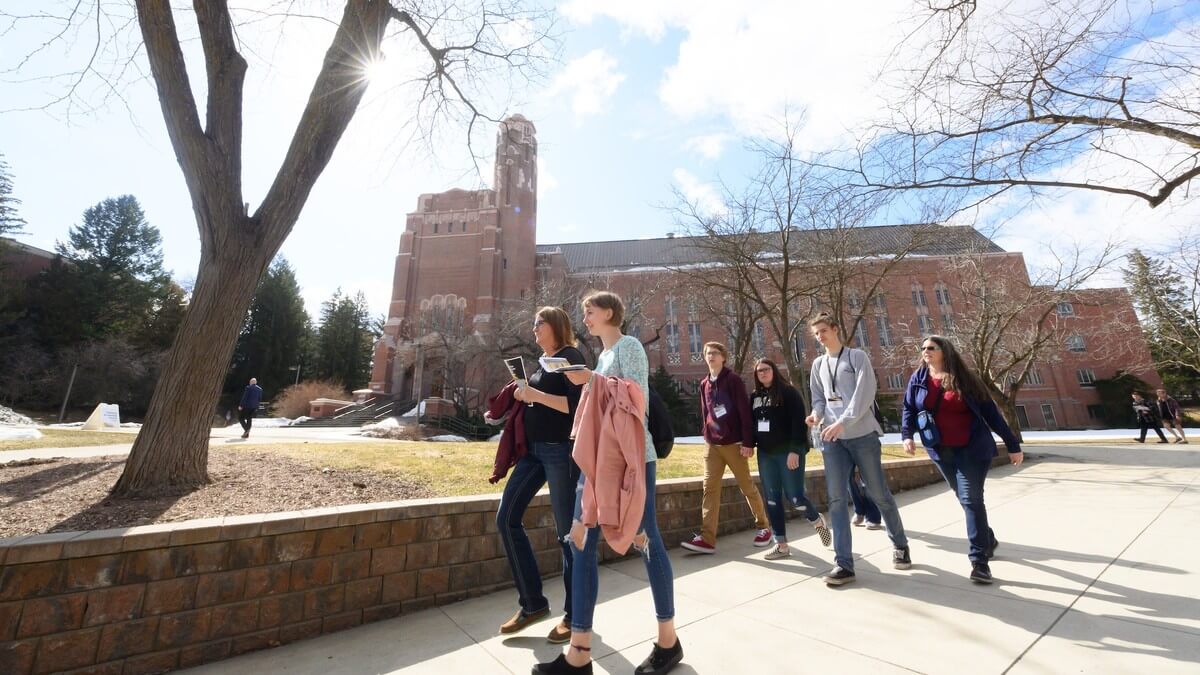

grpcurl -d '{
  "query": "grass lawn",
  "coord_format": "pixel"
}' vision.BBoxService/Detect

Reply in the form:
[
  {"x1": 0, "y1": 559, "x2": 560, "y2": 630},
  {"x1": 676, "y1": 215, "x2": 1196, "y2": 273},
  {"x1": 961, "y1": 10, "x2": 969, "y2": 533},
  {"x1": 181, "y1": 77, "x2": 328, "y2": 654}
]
[
  {"x1": 0, "y1": 428, "x2": 138, "y2": 452},
  {"x1": 236, "y1": 441, "x2": 911, "y2": 497}
]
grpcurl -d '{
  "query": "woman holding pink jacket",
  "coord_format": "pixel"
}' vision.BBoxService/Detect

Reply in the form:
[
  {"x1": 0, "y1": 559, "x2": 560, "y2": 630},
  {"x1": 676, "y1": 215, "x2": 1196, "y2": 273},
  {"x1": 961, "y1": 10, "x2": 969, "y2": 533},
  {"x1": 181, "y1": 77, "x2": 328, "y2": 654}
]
[{"x1": 533, "y1": 291, "x2": 682, "y2": 675}]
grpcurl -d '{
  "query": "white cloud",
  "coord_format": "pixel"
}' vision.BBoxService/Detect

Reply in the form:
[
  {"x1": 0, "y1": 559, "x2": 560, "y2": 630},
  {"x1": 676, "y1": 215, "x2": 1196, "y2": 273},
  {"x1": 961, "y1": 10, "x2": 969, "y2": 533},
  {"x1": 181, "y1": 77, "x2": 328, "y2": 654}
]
[
  {"x1": 672, "y1": 168, "x2": 725, "y2": 216},
  {"x1": 544, "y1": 49, "x2": 625, "y2": 122},
  {"x1": 560, "y1": 0, "x2": 692, "y2": 41},
  {"x1": 538, "y1": 158, "x2": 559, "y2": 193},
  {"x1": 682, "y1": 133, "x2": 731, "y2": 160}
]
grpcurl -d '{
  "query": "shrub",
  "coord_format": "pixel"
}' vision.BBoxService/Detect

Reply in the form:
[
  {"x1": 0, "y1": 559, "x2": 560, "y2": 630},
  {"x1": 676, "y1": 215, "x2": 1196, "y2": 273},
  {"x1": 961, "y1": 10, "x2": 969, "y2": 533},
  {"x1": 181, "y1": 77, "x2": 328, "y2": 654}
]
[{"x1": 271, "y1": 379, "x2": 351, "y2": 418}]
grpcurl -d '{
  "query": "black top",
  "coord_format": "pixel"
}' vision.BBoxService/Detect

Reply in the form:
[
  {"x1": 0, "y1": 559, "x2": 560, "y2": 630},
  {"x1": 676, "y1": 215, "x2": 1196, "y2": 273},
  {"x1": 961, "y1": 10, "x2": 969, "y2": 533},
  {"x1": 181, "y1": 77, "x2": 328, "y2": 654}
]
[
  {"x1": 750, "y1": 384, "x2": 810, "y2": 454},
  {"x1": 524, "y1": 346, "x2": 587, "y2": 444}
]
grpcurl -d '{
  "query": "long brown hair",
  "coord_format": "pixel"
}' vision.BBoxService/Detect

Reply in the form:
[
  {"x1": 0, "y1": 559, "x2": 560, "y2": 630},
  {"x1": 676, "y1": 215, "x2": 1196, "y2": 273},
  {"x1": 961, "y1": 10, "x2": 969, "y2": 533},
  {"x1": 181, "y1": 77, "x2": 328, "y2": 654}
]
[
  {"x1": 536, "y1": 306, "x2": 576, "y2": 349},
  {"x1": 752, "y1": 358, "x2": 790, "y2": 406},
  {"x1": 920, "y1": 335, "x2": 990, "y2": 402}
]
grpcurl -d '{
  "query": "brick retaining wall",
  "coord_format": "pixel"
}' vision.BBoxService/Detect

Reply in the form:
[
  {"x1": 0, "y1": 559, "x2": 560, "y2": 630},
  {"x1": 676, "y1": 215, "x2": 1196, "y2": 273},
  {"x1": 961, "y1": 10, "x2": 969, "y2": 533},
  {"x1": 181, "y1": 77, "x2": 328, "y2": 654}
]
[{"x1": 0, "y1": 457, "x2": 945, "y2": 674}]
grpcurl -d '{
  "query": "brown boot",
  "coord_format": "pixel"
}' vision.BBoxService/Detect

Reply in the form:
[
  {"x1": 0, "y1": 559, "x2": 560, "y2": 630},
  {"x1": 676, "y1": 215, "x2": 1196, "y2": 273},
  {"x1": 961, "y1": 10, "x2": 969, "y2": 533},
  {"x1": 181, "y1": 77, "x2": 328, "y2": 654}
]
[
  {"x1": 547, "y1": 620, "x2": 571, "y2": 644},
  {"x1": 499, "y1": 607, "x2": 548, "y2": 634}
]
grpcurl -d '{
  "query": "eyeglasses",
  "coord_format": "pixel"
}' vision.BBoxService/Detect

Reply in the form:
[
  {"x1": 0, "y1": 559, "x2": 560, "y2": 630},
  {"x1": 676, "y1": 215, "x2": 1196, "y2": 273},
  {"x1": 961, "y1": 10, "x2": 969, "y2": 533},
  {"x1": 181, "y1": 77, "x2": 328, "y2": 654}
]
[
  {"x1": 920, "y1": 345, "x2": 940, "y2": 352},
  {"x1": 755, "y1": 367, "x2": 771, "y2": 373}
]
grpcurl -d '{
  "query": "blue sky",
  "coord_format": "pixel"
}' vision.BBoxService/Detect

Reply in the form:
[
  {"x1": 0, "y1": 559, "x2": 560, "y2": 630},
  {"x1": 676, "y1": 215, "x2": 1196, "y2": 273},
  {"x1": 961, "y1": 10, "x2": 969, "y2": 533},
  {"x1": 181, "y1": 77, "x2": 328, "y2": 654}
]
[{"x1": 2, "y1": 1, "x2": 1197, "y2": 318}]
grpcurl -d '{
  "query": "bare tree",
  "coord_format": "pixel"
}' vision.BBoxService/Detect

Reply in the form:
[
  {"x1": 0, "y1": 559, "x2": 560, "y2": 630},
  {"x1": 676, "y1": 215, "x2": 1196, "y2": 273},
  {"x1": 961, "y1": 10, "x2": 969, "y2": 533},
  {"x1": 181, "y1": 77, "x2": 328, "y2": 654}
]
[
  {"x1": 939, "y1": 242, "x2": 1123, "y2": 437},
  {"x1": 844, "y1": 0, "x2": 1200, "y2": 211},
  {"x1": 3, "y1": 1, "x2": 554, "y2": 494},
  {"x1": 671, "y1": 118, "x2": 941, "y2": 389}
]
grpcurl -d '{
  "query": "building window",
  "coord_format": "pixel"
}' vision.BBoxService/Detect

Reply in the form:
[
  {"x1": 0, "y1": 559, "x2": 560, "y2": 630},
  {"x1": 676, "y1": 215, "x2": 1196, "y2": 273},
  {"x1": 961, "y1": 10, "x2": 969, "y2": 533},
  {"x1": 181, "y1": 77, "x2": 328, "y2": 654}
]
[
  {"x1": 875, "y1": 316, "x2": 893, "y2": 346},
  {"x1": 911, "y1": 287, "x2": 927, "y2": 307},
  {"x1": 935, "y1": 286, "x2": 951, "y2": 306},
  {"x1": 502, "y1": 258, "x2": 507, "y2": 270},
  {"x1": 1041, "y1": 403, "x2": 1058, "y2": 429},
  {"x1": 752, "y1": 321, "x2": 765, "y2": 354},
  {"x1": 1087, "y1": 404, "x2": 1106, "y2": 421},
  {"x1": 1015, "y1": 405, "x2": 1030, "y2": 430},
  {"x1": 918, "y1": 315, "x2": 934, "y2": 334},
  {"x1": 1066, "y1": 334, "x2": 1087, "y2": 352},
  {"x1": 872, "y1": 294, "x2": 887, "y2": 312},
  {"x1": 1077, "y1": 368, "x2": 1096, "y2": 386},
  {"x1": 848, "y1": 292, "x2": 862, "y2": 311},
  {"x1": 687, "y1": 301, "x2": 698, "y2": 320},
  {"x1": 1057, "y1": 301, "x2": 1075, "y2": 317},
  {"x1": 433, "y1": 223, "x2": 439, "y2": 233},
  {"x1": 1025, "y1": 369, "x2": 1044, "y2": 386},
  {"x1": 792, "y1": 333, "x2": 805, "y2": 362},
  {"x1": 688, "y1": 322, "x2": 702, "y2": 354},
  {"x1": 854, "y1": 319, "x2": 870, "y2": 348},
  {"x1": 665, "y1": 323, "x2": 680, "y2": 354},
  {"x1": 448, "y1": 222, "x2": 453, "y2": 232},
  {"x1": 941, "y1": 314, "x2": 953, "y2": 332},
  {"x1": 886, "y1": 372, "x2": 905, "y2": 390},
  {"x1": 665, "y1": 296, "x2": 676, "y2": 320}
]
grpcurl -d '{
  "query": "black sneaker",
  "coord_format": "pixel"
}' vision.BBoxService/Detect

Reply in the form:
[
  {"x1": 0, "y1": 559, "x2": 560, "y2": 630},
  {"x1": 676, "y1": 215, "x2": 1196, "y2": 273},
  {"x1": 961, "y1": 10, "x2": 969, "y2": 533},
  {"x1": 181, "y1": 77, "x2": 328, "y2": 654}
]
[
  {"x1": 634, "y1": 639, "x2": 683, "y2": 675},
  {"x1": 532, "y1": 653, "x2": 593, "y2": 675},
  {"x1": 893, "y1": 546, "x2": 912, "y2": 570},
  {"x1": 823, "y1": 566, "x2": 856, "y2": 586},
  {"x1": 970, "y1": 562, "x2": 993, "y2": 584}
]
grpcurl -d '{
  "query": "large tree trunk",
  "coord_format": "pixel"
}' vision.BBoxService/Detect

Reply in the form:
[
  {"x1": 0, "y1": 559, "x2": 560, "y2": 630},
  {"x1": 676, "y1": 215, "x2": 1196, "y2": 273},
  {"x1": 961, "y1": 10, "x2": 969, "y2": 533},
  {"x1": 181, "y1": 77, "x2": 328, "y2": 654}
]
[{"x1": 113, "y1": 229, "x2": 266, "y2": 494}]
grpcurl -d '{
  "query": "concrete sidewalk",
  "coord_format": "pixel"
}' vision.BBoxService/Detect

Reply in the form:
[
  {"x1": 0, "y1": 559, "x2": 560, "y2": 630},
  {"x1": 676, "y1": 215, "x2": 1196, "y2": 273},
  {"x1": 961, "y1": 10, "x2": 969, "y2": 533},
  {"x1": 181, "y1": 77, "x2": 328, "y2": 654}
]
[{"x1": 177, "y1": 443, "x2": 1200, "y2": 674}]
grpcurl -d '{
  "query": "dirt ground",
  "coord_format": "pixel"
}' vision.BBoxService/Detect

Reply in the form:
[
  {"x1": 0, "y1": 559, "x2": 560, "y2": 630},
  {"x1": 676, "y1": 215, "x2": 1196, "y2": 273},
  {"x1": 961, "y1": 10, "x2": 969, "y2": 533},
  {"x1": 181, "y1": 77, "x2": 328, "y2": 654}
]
[{"x1": 0, "y1": 448, "x2": 433, "y2": 539}]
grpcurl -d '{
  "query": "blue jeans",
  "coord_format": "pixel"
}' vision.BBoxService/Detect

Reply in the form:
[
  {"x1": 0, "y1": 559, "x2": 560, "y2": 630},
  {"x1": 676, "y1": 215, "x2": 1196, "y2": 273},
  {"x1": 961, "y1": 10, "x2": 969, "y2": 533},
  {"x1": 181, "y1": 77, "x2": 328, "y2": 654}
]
[
  {"x1": 821, "y1": 433, "x2": 909, "y2": 571},
  {"x1": 932, "y1": 450, "x2": 995, "y2": 563},
  {"x1": 496, "y1": 441, "x2": 579, "y2": 622},
  {"x1": 757, "y1": 451, "x2": 819, "y2": 543},
  {"x1": 848, "y1": 469, "x2": 881, "y2": 524},
  {"x1": 570, "y1": 461, "x2": 674, "y2": 632}
]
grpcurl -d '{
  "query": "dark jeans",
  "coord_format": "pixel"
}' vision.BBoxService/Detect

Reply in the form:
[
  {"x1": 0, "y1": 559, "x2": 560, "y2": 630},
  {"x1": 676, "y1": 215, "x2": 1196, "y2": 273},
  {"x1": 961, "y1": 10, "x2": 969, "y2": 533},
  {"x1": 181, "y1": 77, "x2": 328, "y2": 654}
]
[
  {"x1": 931, "y1": 449, "x2": 995, "y2": 563},
  {"x1": 496, "y1": 441, "x2": 579, "y2": 622},
  {"x1": 238, "y1": 408, "x2": 255, "y2": 433},
  {"x1": 1138, "y1": 420, "x2": 1168, "y2": 442},
  {"x1": 757, "y1": 451, "x2": 819, "y2": 543},
  {"x1": 570, "y1": 461, "x2": 674, "y2": 632},
  {"x1": 848, "y1": 469, "x2": 881, "y2": 524}
]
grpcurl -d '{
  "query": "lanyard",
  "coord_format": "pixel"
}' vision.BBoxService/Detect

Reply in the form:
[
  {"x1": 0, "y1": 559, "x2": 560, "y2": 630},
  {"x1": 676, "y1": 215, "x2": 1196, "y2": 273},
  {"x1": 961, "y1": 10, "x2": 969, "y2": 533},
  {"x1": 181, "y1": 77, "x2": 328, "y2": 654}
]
[{"x1": 826, "y1": 347, "x2": 845, "y2": 396}]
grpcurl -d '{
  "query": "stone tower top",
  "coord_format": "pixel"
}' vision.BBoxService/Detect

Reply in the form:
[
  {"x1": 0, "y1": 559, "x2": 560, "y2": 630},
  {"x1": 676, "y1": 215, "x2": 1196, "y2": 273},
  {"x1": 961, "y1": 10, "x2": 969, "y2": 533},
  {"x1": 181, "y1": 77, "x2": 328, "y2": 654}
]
[{"x1": 494, "y1": 114, "x2": 537, "y2": 208}]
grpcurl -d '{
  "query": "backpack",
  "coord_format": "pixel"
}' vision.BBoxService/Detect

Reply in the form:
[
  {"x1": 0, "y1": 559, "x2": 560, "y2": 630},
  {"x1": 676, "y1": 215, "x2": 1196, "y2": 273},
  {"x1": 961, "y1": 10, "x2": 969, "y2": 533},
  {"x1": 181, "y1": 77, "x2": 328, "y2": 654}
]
[{"x1": 647, "y1": 386, "x2": 675, "y2": 459}]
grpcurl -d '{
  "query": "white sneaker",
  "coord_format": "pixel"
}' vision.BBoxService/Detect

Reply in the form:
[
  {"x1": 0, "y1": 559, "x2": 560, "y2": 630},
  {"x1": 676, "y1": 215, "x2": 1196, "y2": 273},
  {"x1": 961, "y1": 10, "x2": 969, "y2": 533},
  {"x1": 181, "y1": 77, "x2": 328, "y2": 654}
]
[{"x1": 764, "y1": 544, "x2": 791, "y2": 560}]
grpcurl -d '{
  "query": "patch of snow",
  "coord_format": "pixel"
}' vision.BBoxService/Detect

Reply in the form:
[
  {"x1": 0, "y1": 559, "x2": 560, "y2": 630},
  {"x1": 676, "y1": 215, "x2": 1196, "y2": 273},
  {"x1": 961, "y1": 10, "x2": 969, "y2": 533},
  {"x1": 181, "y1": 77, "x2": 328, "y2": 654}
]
[
  {"x1": 0, "y1": 427, "x2": 42, "y2": 441},
  {"x1": 47, "y1": 422, "x2": 85, "y2": 429},
  {"x1": 0, "y1": 405, "x2": 36, "y2": 426},
  {"x1": 427, "y1": 434, "x2": 468, "y2": 442},
  {"x1": 398, "y1": 401, "x2": 427, "y2": 418},
  {"x1": 488, "y1": 433, "x2": 502, "y2": 442},
  {"x1": 290, "y1": 416, "x2": 312, "y2": 426}
]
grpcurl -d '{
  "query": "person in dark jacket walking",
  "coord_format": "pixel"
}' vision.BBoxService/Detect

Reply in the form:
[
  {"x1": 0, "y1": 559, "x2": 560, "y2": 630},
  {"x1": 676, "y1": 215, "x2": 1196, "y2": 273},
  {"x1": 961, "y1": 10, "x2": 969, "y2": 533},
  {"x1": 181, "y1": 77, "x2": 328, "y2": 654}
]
[
  {"x1": 680, "y1": 342, "x2": 771, "y2": 554},
  {"x1": 750, "y1": 358, "x2": 831, "y2": 560},
  {"x1": 237, "y1": 378, "x2": 263, "y2": 439},
  {"x1": 1156, "y1": 388, "x2": 1188, "y2": 444},
  {"x1": 901, "y1": 335, "x2": 1024, "y2": 584},
  {"x1": 1131, "y1": 392, "x2": 1168, "y2": 443}
]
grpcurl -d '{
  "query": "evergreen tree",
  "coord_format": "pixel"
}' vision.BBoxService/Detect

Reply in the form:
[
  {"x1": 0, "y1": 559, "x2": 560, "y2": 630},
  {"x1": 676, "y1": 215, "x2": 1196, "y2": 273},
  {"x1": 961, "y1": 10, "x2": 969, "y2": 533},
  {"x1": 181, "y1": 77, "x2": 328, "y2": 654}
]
[
  {"x1": 0, "y1": 153, "x2": 25, "y2": 236},
  {"x1": 649, "y1": 365, "x2": 699, "y2": 436},
  {"x1": 26, "y1": 196, "x2": 173, "y2": 349},
  {"x1": 225, "y1": 258, "x2": 312, "y2": 401},
  {"x1": 315, "y1": 289, "x2": 377, "y2": 391},
  {"x1": 1123, "y1": 249, "x2": 1200, "y2": 381}
]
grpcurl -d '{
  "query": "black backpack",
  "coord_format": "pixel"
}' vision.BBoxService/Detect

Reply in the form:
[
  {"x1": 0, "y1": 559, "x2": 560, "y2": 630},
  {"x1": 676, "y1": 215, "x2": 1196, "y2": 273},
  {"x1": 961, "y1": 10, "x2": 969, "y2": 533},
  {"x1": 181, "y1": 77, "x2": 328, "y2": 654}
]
[{"x1": 647, "y1": 386, "x2": 675, "y2": 459}]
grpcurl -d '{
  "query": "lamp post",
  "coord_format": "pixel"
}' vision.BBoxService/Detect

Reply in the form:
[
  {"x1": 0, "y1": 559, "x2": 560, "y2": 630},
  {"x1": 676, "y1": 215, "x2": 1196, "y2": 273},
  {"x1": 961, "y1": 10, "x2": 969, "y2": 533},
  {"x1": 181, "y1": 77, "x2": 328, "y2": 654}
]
[{"x1": 288, "y1": 364, "x2": 301, "y2": 386}]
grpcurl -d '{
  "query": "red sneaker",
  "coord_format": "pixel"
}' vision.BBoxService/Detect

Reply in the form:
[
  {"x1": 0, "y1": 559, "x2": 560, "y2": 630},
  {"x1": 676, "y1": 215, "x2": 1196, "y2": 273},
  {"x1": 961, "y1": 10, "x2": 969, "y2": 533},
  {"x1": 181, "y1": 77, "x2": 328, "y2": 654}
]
[
  {"x1": 680, "y1": 534, "x2": 716, "y2": 554},
  {"x1": 752, "y1": 528, "x2": 773, "y2": 547}
]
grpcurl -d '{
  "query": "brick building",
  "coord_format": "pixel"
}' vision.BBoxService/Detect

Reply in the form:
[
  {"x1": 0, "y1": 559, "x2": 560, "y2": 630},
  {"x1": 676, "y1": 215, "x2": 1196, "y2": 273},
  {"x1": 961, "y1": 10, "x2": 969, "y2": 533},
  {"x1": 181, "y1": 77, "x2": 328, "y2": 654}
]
[{"x1": 370, "y1": 117, "x2": 1159, "y2": 430}]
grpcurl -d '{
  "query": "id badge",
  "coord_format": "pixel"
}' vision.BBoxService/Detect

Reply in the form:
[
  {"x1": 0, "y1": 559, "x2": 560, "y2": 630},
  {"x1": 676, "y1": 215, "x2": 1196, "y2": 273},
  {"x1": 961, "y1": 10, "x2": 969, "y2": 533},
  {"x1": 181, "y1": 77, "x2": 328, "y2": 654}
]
[
  {"x1": 758, "y1": 420, "x2": 770, "y2": 432},
  {"x1": 713, "y1": 404, "x2": 728, "y2": 418},
  {"x1": 827, "y1": 400, "x2": 846, "y2": 417}
]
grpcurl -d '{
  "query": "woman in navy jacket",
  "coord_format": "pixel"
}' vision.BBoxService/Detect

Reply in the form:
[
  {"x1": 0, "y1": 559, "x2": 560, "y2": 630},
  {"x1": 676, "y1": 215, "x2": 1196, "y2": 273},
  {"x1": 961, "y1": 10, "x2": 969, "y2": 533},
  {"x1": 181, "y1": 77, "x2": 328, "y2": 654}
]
[{"x1": 900, "y1": 335, "x2": 1024, "y2": 584}]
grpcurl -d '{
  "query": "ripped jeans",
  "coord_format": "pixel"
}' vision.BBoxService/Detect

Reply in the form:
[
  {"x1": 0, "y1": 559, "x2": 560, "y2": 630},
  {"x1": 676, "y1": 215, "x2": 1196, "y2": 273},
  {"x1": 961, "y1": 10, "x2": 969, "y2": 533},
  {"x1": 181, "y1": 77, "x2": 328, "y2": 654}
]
[{"x1": 569, "y1": 461, "x2": 674, "y2": 632}]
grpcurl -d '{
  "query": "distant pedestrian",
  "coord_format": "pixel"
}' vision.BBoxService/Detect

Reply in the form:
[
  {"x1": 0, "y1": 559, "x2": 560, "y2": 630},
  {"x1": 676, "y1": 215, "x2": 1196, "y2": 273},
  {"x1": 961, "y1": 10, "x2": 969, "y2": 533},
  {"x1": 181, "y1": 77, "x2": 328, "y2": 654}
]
[
  {"x1": 1156, "y1": 388, "x2": 1188, "y2": 444},
  {"x1": 901, "y1": 335, "x2": 1023, "y2": 584},
  {"x1": 238, "y1": 378, "x2": 263, "y2": 439},
  {"x1": 1131, "y1": 392, "x2": 1168, "y2": 444}
]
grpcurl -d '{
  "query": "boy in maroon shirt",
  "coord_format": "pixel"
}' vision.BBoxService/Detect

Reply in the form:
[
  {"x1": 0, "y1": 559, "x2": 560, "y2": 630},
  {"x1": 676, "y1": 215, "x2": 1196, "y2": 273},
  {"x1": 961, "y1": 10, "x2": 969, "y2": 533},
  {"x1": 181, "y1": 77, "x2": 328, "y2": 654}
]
[{"x1": 681, "y1": 342, "x2": 772, "y2": 553}]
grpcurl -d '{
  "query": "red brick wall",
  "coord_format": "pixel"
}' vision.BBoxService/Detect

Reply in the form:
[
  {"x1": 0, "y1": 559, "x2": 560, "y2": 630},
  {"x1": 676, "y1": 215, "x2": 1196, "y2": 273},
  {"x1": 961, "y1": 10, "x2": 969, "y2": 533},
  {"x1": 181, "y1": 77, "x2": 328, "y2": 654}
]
[{"x1": 0, "y1": 458, "x2": 946, "y2": 674}]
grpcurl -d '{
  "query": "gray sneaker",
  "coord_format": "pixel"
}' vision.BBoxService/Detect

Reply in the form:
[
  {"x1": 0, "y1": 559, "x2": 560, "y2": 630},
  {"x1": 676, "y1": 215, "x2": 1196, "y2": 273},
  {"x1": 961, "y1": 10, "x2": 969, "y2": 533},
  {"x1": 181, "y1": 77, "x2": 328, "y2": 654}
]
[{"x1": 764, "y1": 544, "x2": 791, "y2": 560}]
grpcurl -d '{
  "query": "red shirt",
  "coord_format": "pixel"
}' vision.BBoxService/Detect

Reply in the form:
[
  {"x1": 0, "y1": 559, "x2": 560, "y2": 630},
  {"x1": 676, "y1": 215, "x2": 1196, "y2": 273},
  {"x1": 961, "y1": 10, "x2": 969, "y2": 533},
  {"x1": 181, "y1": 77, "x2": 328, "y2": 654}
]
[{"x1": 927, "y1": 376, "x2": 973, "y2": 447}]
